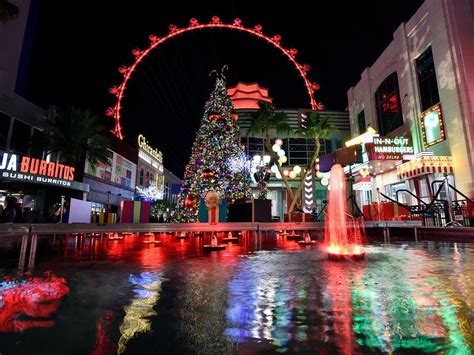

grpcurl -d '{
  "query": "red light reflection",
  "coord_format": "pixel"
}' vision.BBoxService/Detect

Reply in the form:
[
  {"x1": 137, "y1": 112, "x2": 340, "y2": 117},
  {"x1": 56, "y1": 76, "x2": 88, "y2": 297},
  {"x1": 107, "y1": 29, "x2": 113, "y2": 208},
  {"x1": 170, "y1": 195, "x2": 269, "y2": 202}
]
[{"x1": 0, "y1": 273, "x2": 69, "y2": 332}]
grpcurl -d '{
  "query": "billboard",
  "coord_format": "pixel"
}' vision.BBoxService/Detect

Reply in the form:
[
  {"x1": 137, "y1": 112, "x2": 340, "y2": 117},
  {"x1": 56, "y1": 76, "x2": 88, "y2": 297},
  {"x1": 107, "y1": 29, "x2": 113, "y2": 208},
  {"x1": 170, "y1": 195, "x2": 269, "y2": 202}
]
[{"x1": 85, "y1": 149, "x2": 136, "y2": 189}]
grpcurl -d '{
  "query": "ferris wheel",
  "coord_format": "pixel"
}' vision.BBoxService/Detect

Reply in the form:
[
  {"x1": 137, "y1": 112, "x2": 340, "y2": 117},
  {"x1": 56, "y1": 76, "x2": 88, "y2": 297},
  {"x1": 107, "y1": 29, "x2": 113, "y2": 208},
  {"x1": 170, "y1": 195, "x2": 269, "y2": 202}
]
[{"x1": 106, "y1": 16, "x2": 323, "y2": 139}]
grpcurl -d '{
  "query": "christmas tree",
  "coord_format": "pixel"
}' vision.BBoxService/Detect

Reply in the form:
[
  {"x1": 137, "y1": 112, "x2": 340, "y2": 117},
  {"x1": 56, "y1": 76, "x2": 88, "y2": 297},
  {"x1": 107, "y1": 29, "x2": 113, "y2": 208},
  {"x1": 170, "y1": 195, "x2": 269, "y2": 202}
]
[{"x1": 177, "y1": 69, "x2": 251, "y2": 222}]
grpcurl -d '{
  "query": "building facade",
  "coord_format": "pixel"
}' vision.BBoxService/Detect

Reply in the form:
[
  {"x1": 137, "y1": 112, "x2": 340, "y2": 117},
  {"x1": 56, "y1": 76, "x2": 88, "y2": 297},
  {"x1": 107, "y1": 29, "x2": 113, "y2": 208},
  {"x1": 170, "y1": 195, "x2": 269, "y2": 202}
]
[
  {"x1": 347, "y1": 0, "x2": 474, "y2": 207},
  {"x1": 228, "y1": 83, "x2": 351, "y2": 219},
  {"x1": 0, "y1": 0, "x2": 90, "y2": 218},
  {"x1": 163, "y1": 167, "x2": 181, "y2": 204},
  {"x1": 83, "y1": 134, "x2": 137, "y2": 214},
  {"x1": 136, "y1": 134, "x2": 164, "y2": 199}
]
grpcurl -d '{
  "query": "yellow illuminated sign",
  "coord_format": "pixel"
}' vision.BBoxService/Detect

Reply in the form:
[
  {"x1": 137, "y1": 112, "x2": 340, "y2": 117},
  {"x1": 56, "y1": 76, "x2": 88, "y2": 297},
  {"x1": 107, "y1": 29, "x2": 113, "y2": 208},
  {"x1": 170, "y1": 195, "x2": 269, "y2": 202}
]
[{"x1": 137, "y1": 134, "x2": 163, "y2": 163}]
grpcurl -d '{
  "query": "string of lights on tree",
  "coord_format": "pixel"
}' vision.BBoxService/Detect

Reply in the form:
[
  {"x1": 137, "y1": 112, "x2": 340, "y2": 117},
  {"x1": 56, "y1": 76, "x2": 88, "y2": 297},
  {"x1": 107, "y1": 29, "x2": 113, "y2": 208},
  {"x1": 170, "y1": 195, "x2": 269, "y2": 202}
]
[
  {"x1": 176, "y1": 72, "x2": 252, "y2": 222},
  {"x1": 105, "y1": 16, "x2": 323, "y2": 140}
]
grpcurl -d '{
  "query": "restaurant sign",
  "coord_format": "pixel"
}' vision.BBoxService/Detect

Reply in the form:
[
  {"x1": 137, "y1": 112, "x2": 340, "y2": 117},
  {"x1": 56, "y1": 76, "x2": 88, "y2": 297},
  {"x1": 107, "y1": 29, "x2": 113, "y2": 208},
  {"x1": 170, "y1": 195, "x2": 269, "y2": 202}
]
[
  {"x1": 138, "y1": 134, "x2": 163, "y2": 163},
  {"x1": 0, "y1": 152, "x2": 77, "y2": 188},
  {"x1": 366, "y1": 136, "x2": 414, "y2": 161}
]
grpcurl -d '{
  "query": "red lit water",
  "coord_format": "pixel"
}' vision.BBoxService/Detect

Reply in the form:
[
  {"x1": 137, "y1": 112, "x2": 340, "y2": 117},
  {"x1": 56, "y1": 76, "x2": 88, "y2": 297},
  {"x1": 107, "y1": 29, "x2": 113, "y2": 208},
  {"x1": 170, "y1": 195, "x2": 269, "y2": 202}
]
[
  {"x1": 0, "y1": 234, "x2": 473, "y2": 354},
  {"x1": 324, "y1": 164, "x2": 365, "y2": 256}
]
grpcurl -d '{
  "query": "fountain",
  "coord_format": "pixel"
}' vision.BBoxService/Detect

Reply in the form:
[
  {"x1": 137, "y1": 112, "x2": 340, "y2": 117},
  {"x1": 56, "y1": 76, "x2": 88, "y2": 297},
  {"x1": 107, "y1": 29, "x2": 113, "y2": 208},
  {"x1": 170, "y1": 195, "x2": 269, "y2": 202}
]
[
  {"x1": 177, "y1": 231, "x2": 189, "y2": 239},
  {"x1": 203, "y1": 233, "x2": 226, "y2": 251},
  {"x1": 222, "y1": 232, "x2": 238, "y2": 242},
  {"x1": 325, "y1": 164, "x2": 365, "y2": 260},
  {"x1": 298, "y1": 232, "x2": 316, "y2": 245}
]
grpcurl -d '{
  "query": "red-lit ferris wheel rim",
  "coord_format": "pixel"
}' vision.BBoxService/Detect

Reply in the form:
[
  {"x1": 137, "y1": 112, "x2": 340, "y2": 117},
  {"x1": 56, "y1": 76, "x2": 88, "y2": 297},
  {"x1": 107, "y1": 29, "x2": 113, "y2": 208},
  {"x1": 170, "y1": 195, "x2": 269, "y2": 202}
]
[{"x1": 106, "y1": 17, "x2": 323, "y2": 140}]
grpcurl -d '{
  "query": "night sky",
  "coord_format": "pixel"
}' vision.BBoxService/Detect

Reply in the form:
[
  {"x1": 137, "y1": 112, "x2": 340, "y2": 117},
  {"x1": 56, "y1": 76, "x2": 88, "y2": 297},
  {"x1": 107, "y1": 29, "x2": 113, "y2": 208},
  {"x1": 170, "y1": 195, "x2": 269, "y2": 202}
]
[{"x1": 25, "y1": 0, "x2": 424, "y2": 177}]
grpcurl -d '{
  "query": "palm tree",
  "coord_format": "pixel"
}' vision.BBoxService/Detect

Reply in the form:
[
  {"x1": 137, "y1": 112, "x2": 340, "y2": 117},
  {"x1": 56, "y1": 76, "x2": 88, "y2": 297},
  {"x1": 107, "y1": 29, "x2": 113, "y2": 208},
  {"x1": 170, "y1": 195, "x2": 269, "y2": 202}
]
[
  {"x1": 247, "y1": 101, "x2": 295, "y2": 200},
  {"x1": 0, "y1": 1, "x2": 19, "y2": 23},
  {"x1": 288, "y1": 111, "x2": 338, "y2": 213},
  {"x1": 47, "y1": 106, "x2": 111, "y2": 177}
]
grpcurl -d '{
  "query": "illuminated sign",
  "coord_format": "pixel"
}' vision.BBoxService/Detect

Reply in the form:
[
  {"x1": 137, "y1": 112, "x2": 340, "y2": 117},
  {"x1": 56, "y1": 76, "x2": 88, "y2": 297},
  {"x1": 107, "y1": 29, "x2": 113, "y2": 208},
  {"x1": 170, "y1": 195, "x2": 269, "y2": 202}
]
[
  {"x1": 137, "y1": 134, "x2": 163, "y2": 163},
  {"x1": 420, "y1": 104, "x2": 445, "y2": 148},
  {"x1": 345, "y1": 126, "x2": 378, "y2": 147},
  {"x1": 138, "y1": 150, "x2": 164, "y2": 172},
  {"x1": 0, "y1": 152, "x2": 77, "y2": 188},
  {"x1": 366, "y1": 136, "x2": 414, "y2": 161}
]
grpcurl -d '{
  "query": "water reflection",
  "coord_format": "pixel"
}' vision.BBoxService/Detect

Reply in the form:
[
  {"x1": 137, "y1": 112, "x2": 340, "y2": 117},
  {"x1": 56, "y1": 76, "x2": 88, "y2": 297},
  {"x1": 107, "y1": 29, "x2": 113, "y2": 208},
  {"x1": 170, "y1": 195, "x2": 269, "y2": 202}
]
[
  {"x1": 0, "y1": 235, "x2": 474, "y2": 354},
  {"x1": 352, "y1": 247, "x2": 473, "y2": 353},
  {"x1": 0, "y1": 272, "x2": 69, "y2": 333},
  {"x1": 118, "y1": 272, "x2": 165, "y2": 354}
]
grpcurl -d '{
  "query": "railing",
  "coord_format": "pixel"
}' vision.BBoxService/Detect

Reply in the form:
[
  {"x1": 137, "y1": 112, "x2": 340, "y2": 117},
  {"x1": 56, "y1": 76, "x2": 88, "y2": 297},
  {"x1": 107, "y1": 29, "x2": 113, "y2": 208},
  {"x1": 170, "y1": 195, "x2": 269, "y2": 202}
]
[
  {"x1": 314, "y1": 195, "x2": 366, "y2": 222},
  {"x1": 378, "y1": 175, "x2": 474, "y2": 227},
  {"x1": 395, "y1": 189, "x2": 427, "y2": 206}
]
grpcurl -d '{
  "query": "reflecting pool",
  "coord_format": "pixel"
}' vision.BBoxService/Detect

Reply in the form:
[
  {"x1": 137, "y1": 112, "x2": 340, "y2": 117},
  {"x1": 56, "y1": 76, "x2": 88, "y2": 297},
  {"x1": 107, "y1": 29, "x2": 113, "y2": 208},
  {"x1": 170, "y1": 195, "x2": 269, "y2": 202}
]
[{"x1": 0, "y1": 233, "x2": 473, "y2": 354}]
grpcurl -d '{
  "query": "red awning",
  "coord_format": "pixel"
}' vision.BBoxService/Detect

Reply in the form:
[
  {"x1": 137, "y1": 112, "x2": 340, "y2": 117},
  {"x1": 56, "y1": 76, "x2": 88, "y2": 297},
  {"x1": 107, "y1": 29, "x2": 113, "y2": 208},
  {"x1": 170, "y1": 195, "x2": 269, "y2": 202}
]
[{"x1": 353, "y1": 177, "x2": 372, "y2": 191}]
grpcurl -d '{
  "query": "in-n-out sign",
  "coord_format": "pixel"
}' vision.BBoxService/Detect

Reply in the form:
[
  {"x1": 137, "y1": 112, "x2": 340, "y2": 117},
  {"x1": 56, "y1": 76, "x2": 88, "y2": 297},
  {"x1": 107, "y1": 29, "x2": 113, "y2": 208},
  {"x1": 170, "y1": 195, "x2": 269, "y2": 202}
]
[
  {"x1": 366, "y1": 136, "x2": 414, "y2": 161},
  {"x1": 373, "y1": 136, "x2": 414, "y2": 154},
  {"x1": 0, "y1": 152, "x2": 75, "y2": 181}
]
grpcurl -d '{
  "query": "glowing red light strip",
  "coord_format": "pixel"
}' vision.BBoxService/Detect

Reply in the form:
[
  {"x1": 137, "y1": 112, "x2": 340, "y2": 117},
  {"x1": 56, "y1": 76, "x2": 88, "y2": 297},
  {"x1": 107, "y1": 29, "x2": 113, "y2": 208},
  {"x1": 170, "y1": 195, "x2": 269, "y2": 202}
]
[{"x1": 111, "y1": 22, "x2": 321, "y2": 139}]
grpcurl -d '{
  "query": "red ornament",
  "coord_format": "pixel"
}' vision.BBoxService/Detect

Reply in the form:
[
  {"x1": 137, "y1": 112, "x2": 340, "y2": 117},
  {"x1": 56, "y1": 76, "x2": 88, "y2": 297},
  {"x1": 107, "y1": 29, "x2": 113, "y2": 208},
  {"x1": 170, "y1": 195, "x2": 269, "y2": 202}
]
[
  {"x1": 118, "y1": 66, "x2": 128, "y2": 75},
  {"x1": 148, "y1": 34, "x2": 158, "y2": 42},
  {"x1": 254, "y1": 24, "x2": 263, "y2": 32},
  {"x1": 201, "y1": 168, "x2": 215, "y2": 180},
  {"x1": 211, "y1": 16, "x2": 221, "y2": 24},
  {"x1": 208, "y1": 112, "x2": 220, "y2": 121},
  {"x1": 272, "y1": 34, "x2": 282, "y2": 42},
  {"x1": 289, "y1": 48, "x2": 298, "y2": 57},
  {"x1": 185, "y1": 193, "x2": 198, "y2": 208},
  {"x1": 105, "y1": 107, "x2": 115, "y2": 117},
  {"x1": 230, "y1": 110, "x2": 238, "y2": 121},
  {"x1": 318, "y1": 102, "x2": 325, "y2": 110},
  {"x1": 108, "y1": 86, "x2": 119, "y2": 95},
  {"x1": 312, "y1": 82, "x2": 321, "y2": 91},
  {"x1": 303, "y1": 63, "x2": 311, "y2": 72},
  {"x1": 190, "y1": 18, "x2": 199, "y2": 26},
  {"x1": 169, "y1": 24, "x2": 178, "y2": 32},
  {"x1": 233, "y1": 18, "x2": 242, "y2": 26},
  {"x1": 131, "y1": 48, "x2": 141, "y2": 57}
]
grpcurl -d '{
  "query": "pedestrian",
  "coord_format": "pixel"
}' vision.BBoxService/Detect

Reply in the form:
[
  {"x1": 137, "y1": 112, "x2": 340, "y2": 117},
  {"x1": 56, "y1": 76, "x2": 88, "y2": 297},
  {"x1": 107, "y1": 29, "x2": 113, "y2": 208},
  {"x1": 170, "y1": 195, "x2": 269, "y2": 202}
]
[{"x1": 1, "y1": 196, "x2": 17, "y2": 223}]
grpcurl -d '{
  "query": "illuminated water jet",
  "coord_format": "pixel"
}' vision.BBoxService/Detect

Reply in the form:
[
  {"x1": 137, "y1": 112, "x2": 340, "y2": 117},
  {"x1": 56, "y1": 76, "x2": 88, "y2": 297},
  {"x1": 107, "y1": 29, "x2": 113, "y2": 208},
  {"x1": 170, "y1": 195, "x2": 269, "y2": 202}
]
[{"x1": 324, "y1": 164, "x2": 365, "y2": 260}]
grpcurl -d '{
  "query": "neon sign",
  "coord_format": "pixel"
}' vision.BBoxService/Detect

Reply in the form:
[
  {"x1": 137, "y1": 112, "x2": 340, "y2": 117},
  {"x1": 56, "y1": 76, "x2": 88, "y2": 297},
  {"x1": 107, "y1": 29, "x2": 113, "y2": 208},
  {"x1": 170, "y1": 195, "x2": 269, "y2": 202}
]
[
  {"x1": 366, "y1": 136, "x2": 414, "y2": 161},
  {"x1": 420, "y1": 104, "x2": 445, "y2": 148},
  {"x1": 137, "y1": 134, "x2": 163, "y2": 163},
  {"x1": 0, "y1": 152, "x2": 76, "y2": 187}
]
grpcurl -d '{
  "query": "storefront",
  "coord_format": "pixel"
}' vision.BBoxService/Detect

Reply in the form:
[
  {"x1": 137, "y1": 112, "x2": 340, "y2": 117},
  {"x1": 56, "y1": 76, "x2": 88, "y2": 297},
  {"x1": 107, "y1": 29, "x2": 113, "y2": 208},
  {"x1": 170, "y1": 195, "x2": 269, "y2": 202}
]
[
  {"x1": 0, "y1": 151, "x2": 89, "y2": 221},
  {"x1": 136, "y1": 134, "x2": 164, "y2": 200},
  {"x1": 83, "y1": 135, "x2": 137, "y2": 214},
  {"x1": 347, "y1": 130, "x2": 455, "y2": 212},
  {"x1": 396, "y1": 153, "x2": 454, "y2": 204}
]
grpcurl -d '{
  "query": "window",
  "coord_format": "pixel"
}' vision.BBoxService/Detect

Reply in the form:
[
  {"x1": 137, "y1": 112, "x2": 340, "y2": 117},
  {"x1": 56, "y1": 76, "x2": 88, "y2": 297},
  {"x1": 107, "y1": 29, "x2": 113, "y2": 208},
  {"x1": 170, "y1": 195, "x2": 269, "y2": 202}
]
[
  {"x1": 139, "y1": 168, "x2": 144, "y2": 186},
  {"x1": 357, "y1": 110, "x2": 366, "y2": 134},
  {"x1": 374, "y1": 72, "x2": 403, "y2": 135},
  {"x1": 287, "y1": 138, "x2": 330, "y2": 166},
  {"x1": 10, "y1": 119, "x2": 32, "y2": 154},
  {"x1": 245, "y1": 137, "x2": 264, "y2": 157},
  {"x1": 30, "y1": 129, "x2": 45, "y2": 158},
  {"x1": 0, "y1": 112, "x2": 11, "y2": 149},
  {"x1": 416, "y1": 46, "x2": 440, "y2": 112}
]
